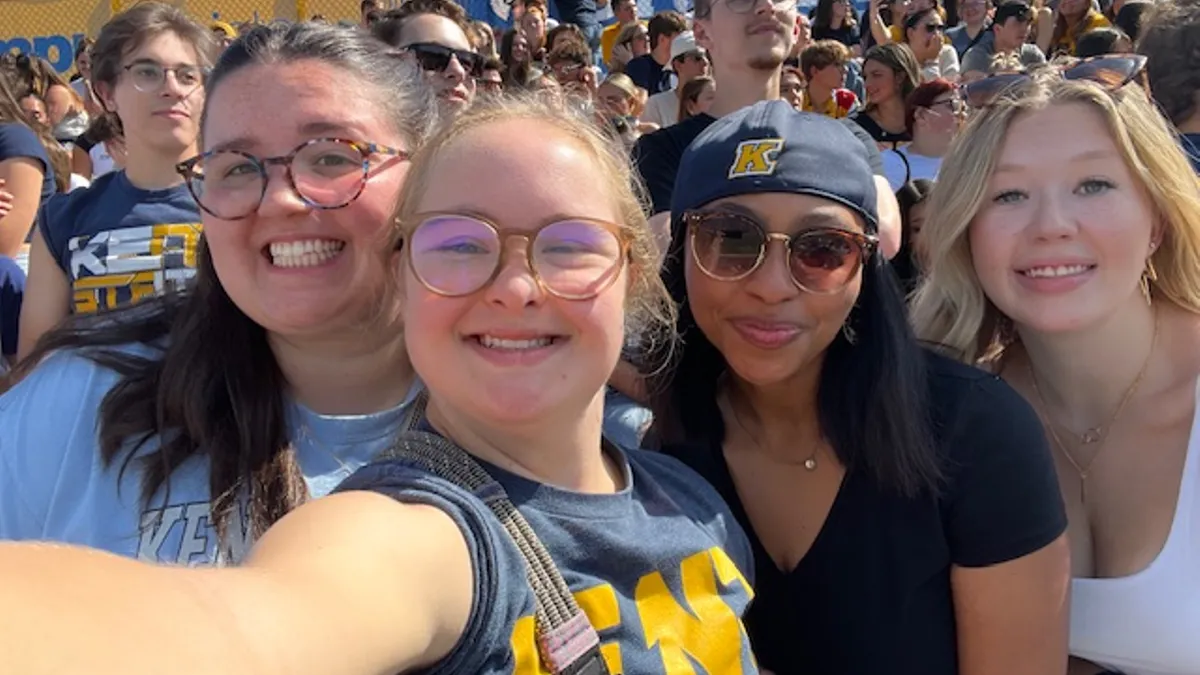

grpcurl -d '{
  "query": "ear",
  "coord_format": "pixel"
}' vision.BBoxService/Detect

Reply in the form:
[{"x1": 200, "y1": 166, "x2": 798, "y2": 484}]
[
  {"x1": 790, "y1": 14, "x2": 803, "y2": 43},
  {"x1": 93, "y1": 80, "x2": 118, "y2": 114}
]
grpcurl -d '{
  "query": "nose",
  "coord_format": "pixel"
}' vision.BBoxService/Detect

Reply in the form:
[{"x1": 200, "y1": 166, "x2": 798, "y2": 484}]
[
  {"x1": 255, "y1": 163, "x2": 309, "y2": 218},
  {"x1": 1028, "y1": 191, "x2": 1078, "y2": 241},
  {"x1": 160, "y1": 70, "x2": 191, "y2": 98},
  {"x1": 742, "y1": 236, "x2": 800, "y2": 304},
  {"x1": 443, "y1": 54, "x2": 468, "y2": 84},
  {"x1": 482, "y1": 237, "x2": 546, "y2": 309}
]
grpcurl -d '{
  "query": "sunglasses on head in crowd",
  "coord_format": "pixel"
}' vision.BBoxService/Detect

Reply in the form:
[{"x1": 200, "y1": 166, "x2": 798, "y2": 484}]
[
  {"x1": 962, "y1": 54, "x2": 1147, "y2": 108},
  {"x1": 403, "y1": 42, "x2": 485, "y2": 78},
  {"x1": 685, "y1": 210, "x2": 878, "y2": 295}
]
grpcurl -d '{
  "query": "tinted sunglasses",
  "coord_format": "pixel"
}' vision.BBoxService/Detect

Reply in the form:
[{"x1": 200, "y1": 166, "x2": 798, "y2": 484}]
[
  {"x1": 685, "y1": 211, "x2": 877, "y2": 295},
  {"x1": 962, "y1": 54, "x2": 1147, "y2": 108},
  {"x1": 404, "y1": 42, "x2": 485, "y2": 78}
]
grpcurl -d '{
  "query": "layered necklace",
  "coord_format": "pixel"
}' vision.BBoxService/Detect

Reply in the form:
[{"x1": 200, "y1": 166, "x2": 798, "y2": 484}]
[{"x1": 1029, "y1": 310, "x2": 1158, "y2": 502}]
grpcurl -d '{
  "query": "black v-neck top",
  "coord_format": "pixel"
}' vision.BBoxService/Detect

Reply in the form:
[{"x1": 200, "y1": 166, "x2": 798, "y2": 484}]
[{"x1": 664, "y1": 352, "x2": 1067, "y2": 675}]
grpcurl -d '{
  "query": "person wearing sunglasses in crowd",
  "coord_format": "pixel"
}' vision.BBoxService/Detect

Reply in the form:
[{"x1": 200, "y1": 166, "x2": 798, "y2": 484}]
[
  {"x1": 0, "y1": 22, "x2": 432, "y2": 564},
  {"x1": 904, "y1": 6, "x2": 961, "y2": 81},
  {"x1": 15, "y1": 3, "x2": 212, "y2": 360},
  {"x1": 960, "y1": 1, "x2": 1044, "y2": 83},
  {"x1": 0, "y1": 93, "x2": 759, "y2": 675},
  {"x1": 371, "y1": 0, "x2": 480, "y2": 113},
  {"x1": 914, "y1": 55, "x2": 1200, "y2": 675},
  {"x1": 651, "y1": 99, "x2": 1070, "y2": 675},
  {"x1": 881, "y1": 78, "x2": 966, "y2": 190}
]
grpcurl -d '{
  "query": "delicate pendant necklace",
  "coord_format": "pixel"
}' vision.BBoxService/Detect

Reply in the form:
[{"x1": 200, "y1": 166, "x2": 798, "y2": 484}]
[
  {"x1": 1029, "y1": 310, "x2": 1158, "y2": 502},
  {"x1": 722, "y1": 392, "x2": 821, "y2": 471}
]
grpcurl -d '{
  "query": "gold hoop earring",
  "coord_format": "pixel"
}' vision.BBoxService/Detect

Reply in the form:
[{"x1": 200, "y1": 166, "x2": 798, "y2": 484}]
[{"x1": 1140, "y1": 257, "x2": 1159, "y2": 306}]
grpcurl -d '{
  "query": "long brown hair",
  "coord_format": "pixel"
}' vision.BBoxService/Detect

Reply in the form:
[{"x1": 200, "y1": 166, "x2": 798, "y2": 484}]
[
  {"x1": 5, "y1": 21, "x2": 436, "y2": 552},
  {"x1": 0, "y1": 60, "x2": 72, "y2": 193}
]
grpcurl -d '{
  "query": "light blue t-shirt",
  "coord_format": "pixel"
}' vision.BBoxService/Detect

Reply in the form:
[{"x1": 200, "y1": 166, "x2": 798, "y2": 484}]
[{"x1": 0, "y1": 347, "x2": 420, "y2": 564}]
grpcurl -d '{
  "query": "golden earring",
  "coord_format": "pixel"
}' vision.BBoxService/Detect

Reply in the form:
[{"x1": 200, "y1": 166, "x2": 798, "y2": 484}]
[{"x1": 1140, "y1": 256, "x2": 1159, "y2": 306}]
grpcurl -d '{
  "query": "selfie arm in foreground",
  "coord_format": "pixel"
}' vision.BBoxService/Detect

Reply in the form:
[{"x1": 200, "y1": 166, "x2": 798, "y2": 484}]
[{"x1": 0, "y1": 491, "x2": 472, "y2": 675}]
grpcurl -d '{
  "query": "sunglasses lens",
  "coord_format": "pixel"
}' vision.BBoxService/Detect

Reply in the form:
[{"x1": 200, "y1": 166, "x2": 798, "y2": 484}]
[
  {"x1": 459, "y1": 51, "x2": 485, "y2": 77},
  {"x1": 410, "y1": 215, "x2": 500, "y2": 296},
  {"x1": 532, "y1": 220, "x2": 624, "y2": 297},
  {"x1": 690, "y1": 214, "x2": 765, "y2": 280},
  {"x1": 413, "y1": 45, "x2": 452, "y2": 72},
  {"x1": 1065, "y1": 55, "x2": 1146, "y2": 88},
  {"x1": 963, "y1": 72, "x2": 1024, "y2": 107},
  {"x1": 790, "y1": 231, "x2": 866, "y2": 293}
]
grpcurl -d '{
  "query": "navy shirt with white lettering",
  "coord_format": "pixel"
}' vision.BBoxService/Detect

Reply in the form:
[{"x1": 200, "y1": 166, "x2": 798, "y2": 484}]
[
  {"x1": 38, "y1": 171, "x2": 201, "y2": 315},
  {"x1": 337, "y1": 439, "x2": 758, "y2": 674}
]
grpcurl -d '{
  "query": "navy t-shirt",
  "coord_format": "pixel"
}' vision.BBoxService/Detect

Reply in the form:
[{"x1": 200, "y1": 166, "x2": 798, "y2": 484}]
[
  {"x1": 0, "y1": 122, "x2": 56, "y2": 208},
  {"x1": 624, "y1": 54, "x2": 672, "y2": 95},
  {"x1": 0, "y1": 255, "x2": 24, "y2": 359},
  {"x1": 38, "y1": 171, "x2": 201, "y2": 316},
  {"x1": 337, "y1": 439, "x2": 758, "y2": 674}
]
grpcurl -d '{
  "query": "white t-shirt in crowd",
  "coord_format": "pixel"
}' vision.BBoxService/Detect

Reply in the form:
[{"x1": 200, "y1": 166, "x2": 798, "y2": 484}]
[
  {"x1": 882, "y1": 146, "x2": 942, "y2": 191},
  {"x1": 642, "y1": 88, "x2": 679, "y2": 128}
]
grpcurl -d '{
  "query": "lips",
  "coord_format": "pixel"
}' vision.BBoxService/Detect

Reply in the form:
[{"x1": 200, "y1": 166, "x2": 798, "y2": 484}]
[{"x1": 730, "y1": 318, "x2": 804, "y2": 350}]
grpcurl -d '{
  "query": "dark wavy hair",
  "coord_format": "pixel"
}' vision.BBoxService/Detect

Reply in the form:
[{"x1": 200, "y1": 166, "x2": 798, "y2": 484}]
[
  {"x1": 4, "y1": 21, "x2": 436, "y2": 553},
  {"x1": 649, "y1": 203, "x2": 942, "y2": 498}
]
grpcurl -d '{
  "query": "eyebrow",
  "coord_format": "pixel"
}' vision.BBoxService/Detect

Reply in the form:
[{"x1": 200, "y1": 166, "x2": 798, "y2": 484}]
[
  {"x1": 713, "y1": 203, "x2": 860, "y2": 232},
  {"x1": 125, "y1": 57, "x2": 201, "y2": 68},
  {"x1": 210, "y1": 120, "x2": 371, "y2": 153},
  {"x1": 994, "y1": 148, "x2": 1120, "y2": 173}
]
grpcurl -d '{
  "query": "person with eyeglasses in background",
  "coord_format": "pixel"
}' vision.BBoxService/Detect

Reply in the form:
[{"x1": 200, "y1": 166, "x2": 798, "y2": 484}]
[
  {"x1": 372, "y1": 0, "x2": 480, "y2": 114},
  {"x1": 16, "y1": 2, "x2": 213, "y2": 361},
  {"x1": 880, "y1": 78, "x2": 965, "y2": 190}
]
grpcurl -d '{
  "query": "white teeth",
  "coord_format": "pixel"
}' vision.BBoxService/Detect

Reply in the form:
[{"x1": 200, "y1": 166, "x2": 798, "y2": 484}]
[
  {"x1": 478, "y1": 336, "x2": 554, "y2": 350},
  {"x1": 268, "y1": 239, "x2": 346, "y2": 268},
  {"x1": 1022, "y1": 264, "x2": 1091, "y2": 278}
]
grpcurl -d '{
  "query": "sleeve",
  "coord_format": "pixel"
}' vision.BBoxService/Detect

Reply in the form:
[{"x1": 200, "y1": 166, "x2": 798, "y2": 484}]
[
  {"x1": 1023, "y1": 44, "x2": 1047, "y2": 67},
  {"x1": 633, "y1": 130, "x2": 681, "y2": 215},
  {"x1": 840, "y1": 117, "x2": 885, "y2": 175},
  {"x1": 0, "y1": 351, "x2": 112, "y2": 540},
  {"x1": 624, "y1": 57, "x2": 651, "y2": 92},
  {"x1": 37, "y1": 190, "x2": 80, "y2": 275},
  {"x1": 941, "y1": 375, "x2": 1068, "y2": 568},
  {"x1": 0, "y1": 257, "x2": 24, "y2": 358},
  {"x1": 335, "y1": 461, "x2": 527, "y2": 675},
  {"x1": 939, "y1": 44, "x2": 960, "y2": 80},
  {"x1": 0, "y1": 124, "x2": 50, "y2": 174}
]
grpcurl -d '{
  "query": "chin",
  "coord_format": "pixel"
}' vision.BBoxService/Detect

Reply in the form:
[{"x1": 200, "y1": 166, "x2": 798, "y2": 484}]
[{"x1": 1004, "y1": 302, "x2": 1114, "y2": 336}]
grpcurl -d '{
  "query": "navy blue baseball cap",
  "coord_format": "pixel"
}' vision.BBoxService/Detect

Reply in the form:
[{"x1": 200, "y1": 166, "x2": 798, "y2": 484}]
[{"x1": 670, "y1": 100, "x2": 879, "y2": 231}]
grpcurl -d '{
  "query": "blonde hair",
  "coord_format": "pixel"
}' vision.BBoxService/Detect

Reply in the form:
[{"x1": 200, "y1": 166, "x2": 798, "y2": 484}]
[
  {"x1": 392, "y1": 93, "x2": 677, "y2": 347},
  {"x1": 911, "y1": 69, "x2": 1200, "y2": 364},
  {"x1": 988, "y1": 51, "x2": 1023, "y2": 74}
]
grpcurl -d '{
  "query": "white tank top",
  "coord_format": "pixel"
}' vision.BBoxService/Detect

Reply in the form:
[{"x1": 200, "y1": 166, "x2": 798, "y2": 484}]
[{"x1": 1070, "y1": 377, "x2": 1200, "y2": 675}]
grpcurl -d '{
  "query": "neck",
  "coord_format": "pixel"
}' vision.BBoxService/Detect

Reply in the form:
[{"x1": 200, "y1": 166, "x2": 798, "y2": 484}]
[
  {"x1": 1017, "y1": 293, "x2": 1158, "y2": 433},
  {"x1": 270, "y1": 322, "x2": 415, "y2": 415},
  {"x1": 910, "y1": 133, "x2": 948, "y2": 156},
  {"x1": 967, "y1": 18, "x2": 986, "y2": 33},
  {"x1": 995, "y1": 36, "x2": 1019, "y2": 52},
  {"x1": 652, "y1": 46, "x2": 671, "y2": 66},
  {"x1": 724, "y1": 362, "x2": 823, "y2": 455},
  {"x1": 123, "y1": 138, "x2": 196, "y2": 191},
  {"x1": 426, "y1": 389, "x2": 620, "y2": 493},
  {"x1": 873, "y1": 99, "x2": 907, "y2": 129},
  {"x1": 708, "y1": 62, "x2": 781, "y2": 118}
]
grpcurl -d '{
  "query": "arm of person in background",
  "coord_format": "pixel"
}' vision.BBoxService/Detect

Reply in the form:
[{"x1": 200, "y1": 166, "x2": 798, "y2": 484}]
[
  {"x1": 869, "y1": 0, "x2": 895, "y2": 45},
  {"x1": 609, "y1": 359, "x2": 649, "y2": 403},
  {"x1": 0, "y1": 159, "x2": 45, "y2": 259},
  {"x1": 16, "y1": 228, "x2": 71, "y2": 361},
  {"x1": 0, "y1": 491, "x2": 473, "y2": 675},
  {"x1": 1035, "y1": 3, "x2": 1056, "y2": 55},
  {"x1": 874, "y1": 175, "x2": 902, "y2": 260},
  {"x1": 71, "y1": 146, "x2": 93, "y2": 181}
]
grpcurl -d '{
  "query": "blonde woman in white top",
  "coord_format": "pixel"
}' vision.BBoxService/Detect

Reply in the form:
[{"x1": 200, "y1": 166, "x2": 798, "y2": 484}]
[{"x1": 912, "y1": 58, "x2": 1200, "y2": 675}]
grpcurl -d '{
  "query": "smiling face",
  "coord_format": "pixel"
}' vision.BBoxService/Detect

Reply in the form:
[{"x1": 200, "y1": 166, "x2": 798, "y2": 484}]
[
  {"x1": 399, "y1": 14, "x2": 477, "y2": 112},
  {"x1": 200, "y1": 60, "x2": 411, "y2": 338},
  {"x1": 863, "y1": 58, "x2": 899, "y2": 105},
  {"x1": 684, "y1": 192, "x2": 868, "y2": 387},
  {"x1": 402, "y1": 118, "x2": 629, "y2": 425},
  {"x1": 969, "y1": 103, "x2": 1160, "y2": 334}
]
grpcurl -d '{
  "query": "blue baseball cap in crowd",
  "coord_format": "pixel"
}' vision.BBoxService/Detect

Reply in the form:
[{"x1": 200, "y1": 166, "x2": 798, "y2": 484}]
[{"x1": 670, "y1": 100, "x2": 879, "y2": 230}]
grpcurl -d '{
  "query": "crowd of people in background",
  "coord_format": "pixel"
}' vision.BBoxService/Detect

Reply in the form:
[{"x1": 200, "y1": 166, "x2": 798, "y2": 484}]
[{"x1": 1, "y1": 0, "x2": 1200, "y2": 671}]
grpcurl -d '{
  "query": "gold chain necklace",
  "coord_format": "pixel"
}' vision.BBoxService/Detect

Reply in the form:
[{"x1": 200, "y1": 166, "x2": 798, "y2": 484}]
[
  {"x1": 1028, "y1": 311, "x2": 1158, "y2": 502},
  {"x1": 721, "y1": 392, "x2": 821, "y2": 471}
]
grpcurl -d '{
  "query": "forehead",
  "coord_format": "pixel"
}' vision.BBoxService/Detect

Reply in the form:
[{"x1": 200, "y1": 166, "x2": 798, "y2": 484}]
[
  {"x1": 419, "y1": 120, "x2": 617, "y2": 223},
  {"x1": 203, "y1": 60, "x2": 398, "y2": 153},
  {"x1": 709, "y1": 192, "x2": 865, "y2": 232},
  {"x1": 998, "y1": 102, "x2": 1119, "y2": 165},
  {"x1": 401, "y1": 14, "x2": 472, "y2": 49},
  {"x1": 124, "y1": 30, "x2": 202, "y2": 65}
]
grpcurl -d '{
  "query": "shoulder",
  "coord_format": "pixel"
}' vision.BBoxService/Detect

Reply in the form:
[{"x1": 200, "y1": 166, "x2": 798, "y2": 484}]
[
  {"x1": 41, "y1": 171, "x2": 120, "y2": 223},
  {"x1": 0, "y1": 123, "x2": 49, "y2": 164},
  {"x1": 637, "y1": 114, "x2": 710, "y2": 154},
  {"x1": 924, "y1": 350, "x2": 1037, "y2": 430},
  {"x1": 837, "y1": 116, "x2": 884, "y2": 174}
]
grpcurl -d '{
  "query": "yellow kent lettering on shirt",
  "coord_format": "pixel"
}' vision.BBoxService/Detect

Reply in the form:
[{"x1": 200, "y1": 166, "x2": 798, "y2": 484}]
[
  {"x1": 509, "y1": 546, "x2": 753, "y2": 674},
  {"x1": 69, "y1": 223, "x2": 202, "y2": 314}
]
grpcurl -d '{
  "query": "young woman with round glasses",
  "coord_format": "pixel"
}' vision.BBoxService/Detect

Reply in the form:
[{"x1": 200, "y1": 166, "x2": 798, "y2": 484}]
[
  {"x1": 913, "y1": 57, "x2": 1200, "y2": 675},
  {"x1": 17, "y1": 2, "x2": 215, "y2": 358},
  {"x1": 0, "y1": 94, "x2": 758, "y2": 675},
  {"x1": 651, "y1": 99, "x2": 1070, "y2": 674},
  {"x1": 0, "y1": 21, "x2": 434, "y2": 565}
]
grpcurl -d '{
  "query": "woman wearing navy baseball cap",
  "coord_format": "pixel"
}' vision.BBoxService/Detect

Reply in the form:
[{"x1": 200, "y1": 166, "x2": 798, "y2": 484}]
[{"x1": 651, "y1": 100, "x2": 1071, "y2": 674}]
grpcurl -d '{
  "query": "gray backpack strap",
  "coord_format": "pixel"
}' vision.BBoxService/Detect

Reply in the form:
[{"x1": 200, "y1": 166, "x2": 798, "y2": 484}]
[{"x1": 381, "y1": 392, "x2": 609, "y2": 675}]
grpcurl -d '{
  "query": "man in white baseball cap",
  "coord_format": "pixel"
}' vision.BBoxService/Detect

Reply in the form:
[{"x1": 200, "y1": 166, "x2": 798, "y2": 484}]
[{"x1": 642, "y1": 30, "x2": 711, "y2": 127}]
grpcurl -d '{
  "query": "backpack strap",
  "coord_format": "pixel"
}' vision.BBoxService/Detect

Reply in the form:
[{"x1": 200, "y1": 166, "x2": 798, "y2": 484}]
[{"x1": 380, "y1": 391, "x2": 609, "y2": 675}]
